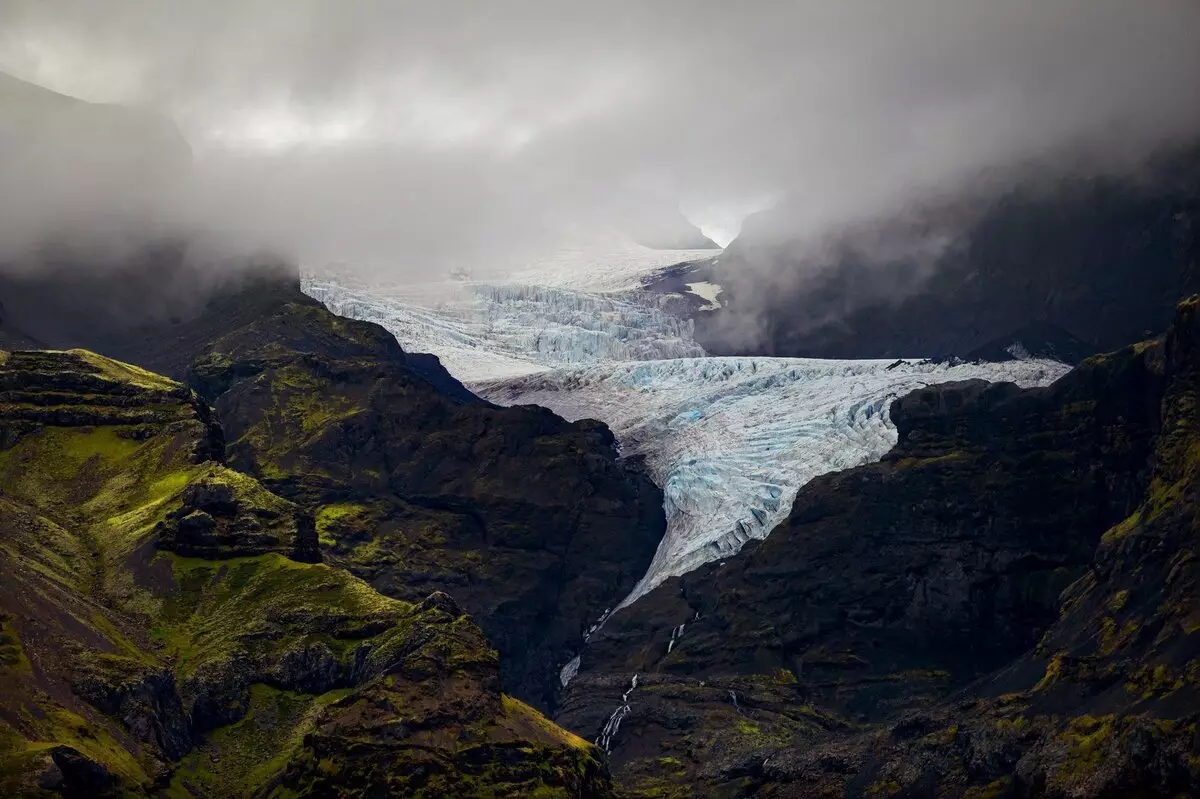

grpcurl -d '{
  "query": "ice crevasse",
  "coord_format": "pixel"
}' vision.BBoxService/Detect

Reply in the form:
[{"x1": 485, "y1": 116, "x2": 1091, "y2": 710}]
[
  {"x1": 475, "y1": 355, "x2": 1070, "y2": 605},
  {"x1": 304, "y1": 275, "x2": 1071, "y2": 607}
]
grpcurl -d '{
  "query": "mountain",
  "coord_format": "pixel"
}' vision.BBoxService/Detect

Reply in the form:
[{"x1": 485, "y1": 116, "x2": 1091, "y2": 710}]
[
  {"x1": 0, "y1": 253, "x2": 674, "y2": 795},
  {"x1": 476, "y1": 355, "x2": 1068, "y2": 606},
  {"x1": 4, "y1": 250, "x2": 1199, "y2": 796},
  {"x1": 0, "y1": 72, "x2": 191, "y2": 250},
  {"x1": 695, "y1": 149, "x2": 1200, "y2": 362},
  {"x1": 554, "y1": 299, "x2": 1199, "y2": 797},
  {"x1": 626, "y1": 208, "x2": 722, "y2": 251},
  {"x1": 3, "y1": 255, "x2": 665, "y2": 713},
  {"x1": 0, "y1": 348, "x2": 612, "y2": 797}
]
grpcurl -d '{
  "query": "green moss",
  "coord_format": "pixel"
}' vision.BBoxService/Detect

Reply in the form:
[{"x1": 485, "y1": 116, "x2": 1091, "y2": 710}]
[
  {"x1": 867, "y1": 778, "x2": 904, "y2": 797},
  {"x1": 735, "y1": 718, "x2": 761, "y2": 736},
  {"x1": 1034, "y1": 654, "x2": 1066, "y2": 692},
  {"x1": 1055, "y1": 715, "x2": 1115, "y2": 779},
  {"x1": 501, "y1": 695, "x2": 592, "y2": 751},
  {"x1": 157, "y1": 552, "x2": 406, "y2": 676},
  {"x1": 68, "y1": 348, "x2": 181, "y2": 392},
  {"x1": 1124, "y1": 662, "x2": 1189, "y2": 700},
  {"x1": 771, "y1": 667, "x2": 797, "y2": 685},
  {"x1": 23, "y1": 708, "x2": 152, "y2": 789},
  {"x1": 994, "y1": 716, "x2": 1028, "y2": 735},
  {"x1": 169, "y1": 683, "x2": 352, "y2": 797},
  {"x1": 315, "y1": 502, "x2": 369, "y2": 546},
  {"x1": 0, "y1": 615, "x2": 30, "y2": 676},
  {"x1": 963, "y1": 777, "x2": 1011, "y2": 799},
  {"x1": 227, "y1": 365, "x2": 364, "y2": 479}
]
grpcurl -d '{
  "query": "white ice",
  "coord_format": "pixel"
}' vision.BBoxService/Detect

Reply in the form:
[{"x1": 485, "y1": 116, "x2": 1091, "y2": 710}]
[
  {"x1": 303, "y1": 241, "x2": 1070, "y2": 608},
  {"x1": 304, "y1": 278, "x2": 705, "y2": 381},
  {"x1": 684, "y1": 281, "x2": 722, "y2": 310},
  {"x1": 475, "y1": 356, "x2": 1070, "y2": 606}
]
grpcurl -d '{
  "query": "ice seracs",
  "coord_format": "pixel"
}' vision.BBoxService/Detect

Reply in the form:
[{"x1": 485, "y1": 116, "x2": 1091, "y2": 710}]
[
  {"x1": 303, "y1": 240, "x2": 1070, "y2": 610},
  {"x1": 303, "y1": 277, "x2": 705, "y2": 381},
  {"x1": 476, "y1": 356, "x2": 1070, "y2": 606}
]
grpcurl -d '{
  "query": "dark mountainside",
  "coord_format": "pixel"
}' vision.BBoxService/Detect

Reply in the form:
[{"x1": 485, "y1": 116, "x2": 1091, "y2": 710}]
[
  {"x1": 0, "y1": 259, "x2": 664, "y2": 797},
  {"x1": 694, "y1": 150, "x2": 1200, "y2": 362},
  {"x1": 0, "y1": 257, "x2": 664, "y2": 714},
  {"x1": 558, "y1": 301, "x2": 1199, "y2": 797},
  {"x1": 0, "y1": 348, "x2": 614, "y2": 797},
  {"x1": 3, "y1": 260, "x2": 1200, "y2": 797}
]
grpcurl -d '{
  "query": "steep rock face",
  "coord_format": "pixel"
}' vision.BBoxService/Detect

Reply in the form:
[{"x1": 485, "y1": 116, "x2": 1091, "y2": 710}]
[
  {"x1": 184, "y1": 295, "x2": 664, "y2": 711},
  {"x1": 763, "y1": 300, "x2": 1200, "y2": 798},
  {"x1": 556, "y1": 315, "x2": 1188, "y2": 795},
  {"x1": 0, "y1": 349, "x2": 615, "y2": 798},
  {"x1": 0, "y1": 256, "x2": 664, "y2": 711},
  {"x1": 697, "y1": 152, "x2": 1200, "y2": 360}
]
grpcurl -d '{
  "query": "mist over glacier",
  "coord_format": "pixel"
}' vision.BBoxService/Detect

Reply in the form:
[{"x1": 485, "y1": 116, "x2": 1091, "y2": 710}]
[{"x1": 303, "y1": 250, "x2": 1070, "y2": 606}]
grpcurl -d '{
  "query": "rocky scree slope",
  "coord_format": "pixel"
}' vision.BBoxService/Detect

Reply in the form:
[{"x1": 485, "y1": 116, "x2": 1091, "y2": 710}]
[
  {"x1": 0, "y1": 348, "x2": 614, "y2": 797},
  {"x1": 559, "y1": 300, "x2": 1199, "y2": 797}
]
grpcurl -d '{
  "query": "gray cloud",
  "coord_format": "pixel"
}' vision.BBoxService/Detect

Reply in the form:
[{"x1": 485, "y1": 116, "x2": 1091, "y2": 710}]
[{"x1": 0, "y1": 0, "x2": 1198, "y2": 273}]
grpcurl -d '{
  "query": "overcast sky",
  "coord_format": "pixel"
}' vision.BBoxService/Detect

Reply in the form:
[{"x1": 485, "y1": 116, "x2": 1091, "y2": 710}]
[{"x1": 1, "y1": 0, "x2": 1198, "y2": 273}]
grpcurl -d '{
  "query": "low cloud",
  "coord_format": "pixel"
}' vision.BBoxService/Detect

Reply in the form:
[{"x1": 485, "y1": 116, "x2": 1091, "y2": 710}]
[{"x1": 1, "y1": 1, "x2": 1198, "y2": 276}]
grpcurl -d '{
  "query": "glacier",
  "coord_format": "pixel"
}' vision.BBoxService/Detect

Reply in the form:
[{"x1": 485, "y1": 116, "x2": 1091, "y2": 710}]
[
  {"x1": 303, "y1": 242, "x2": 1070, "y2": 608},
  {"x1": 304, "y1": 278, "x2": 705, "y2": 381},
  {"x1": 475, "y1": 355, "x2": 1070, "y2": 605}
]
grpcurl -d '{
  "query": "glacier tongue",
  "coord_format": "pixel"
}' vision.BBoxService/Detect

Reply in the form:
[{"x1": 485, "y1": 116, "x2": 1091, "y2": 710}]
[
  {"x1": 475, "y1": 356, "x2": 1070, "y2": 606},
  {"x1": 303, "y1": 271, "x2": 1070, "y2": 609}
]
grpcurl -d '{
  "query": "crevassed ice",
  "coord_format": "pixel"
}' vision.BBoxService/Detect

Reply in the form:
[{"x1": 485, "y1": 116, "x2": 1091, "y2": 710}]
[
  {"x1": 304, "y1": 278, "x2": 704, "y2": 381},
  {"x1": 303, "y1": 264, "x2": 1070, "y2": 609},
  {"x1": 475, "y1": 356, "x2": 1070, "y2": 606}
]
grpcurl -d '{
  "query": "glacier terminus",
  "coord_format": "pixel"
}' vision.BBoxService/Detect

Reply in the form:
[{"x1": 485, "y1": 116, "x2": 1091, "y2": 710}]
[{"x1": 302, "y1": 242, "x2": 1070, "y2": 608}]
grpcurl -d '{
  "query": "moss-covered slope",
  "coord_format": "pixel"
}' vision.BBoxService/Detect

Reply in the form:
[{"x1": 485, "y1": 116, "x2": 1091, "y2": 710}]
[
  {"x1": 0, "y1": 349, "x2": 613, "y2": 797},
  {"x1": 185, "y1": 296, "x2": 664, "y2": 711}
]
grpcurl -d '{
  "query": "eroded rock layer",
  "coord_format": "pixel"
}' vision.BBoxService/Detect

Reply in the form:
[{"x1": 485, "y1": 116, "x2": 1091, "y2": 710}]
[{"x1": 0, "y1": 348, "x2": 615, "y2": 798}]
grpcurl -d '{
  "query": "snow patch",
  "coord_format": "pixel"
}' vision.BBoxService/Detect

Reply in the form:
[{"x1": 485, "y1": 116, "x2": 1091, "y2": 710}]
[
  {"x1": 559, "y1": 655, "x2": 582, "y2": 688},
  {"x1": 685, "y1": 280, "x2": 723, "y2": 310}
]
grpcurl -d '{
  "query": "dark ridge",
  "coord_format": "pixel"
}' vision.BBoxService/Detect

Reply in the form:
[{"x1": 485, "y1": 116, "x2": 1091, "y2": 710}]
[{"x1": 695, "y1": 145, "x2": 1200, "y2": 361}]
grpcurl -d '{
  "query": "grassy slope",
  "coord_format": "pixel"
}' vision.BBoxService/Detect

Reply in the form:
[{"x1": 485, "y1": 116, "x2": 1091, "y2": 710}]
[{"x1": 0, "y1": 349, "x2": 611, "y2": 798}]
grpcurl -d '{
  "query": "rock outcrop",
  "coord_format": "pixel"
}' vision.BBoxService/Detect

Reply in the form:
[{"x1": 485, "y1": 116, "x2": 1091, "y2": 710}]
[
  {"x1": 0, "y1": 348, "x2": 615, "y2": 797},
  {"x1": 0, "y1": 257, "x2": 665, "y2": 713},
  {"x1": 185, "y1": 293, "x2": 664, "y2": 711},
  {"x1": 559, "y1": 300, "x2": 1198, "y2": 796}
]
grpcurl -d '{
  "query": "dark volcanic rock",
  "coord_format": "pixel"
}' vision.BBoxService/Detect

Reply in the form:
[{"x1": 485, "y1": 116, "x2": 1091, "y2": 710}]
[
  {"x1": 0, "y1": 345, "x2": 618, "y2": 798},
  {"x1": 3, "y1": 255, "x2": 663, "y2": 715},
  {"x1": 154, "y1": 473, "x2": 320, "y2": 562},
  {"x1": 180, "y1": 287, "x2": 664, "y2": 712},
  {"x1": 557, "y1": 306, "x2": 1198, "y2": 795}
]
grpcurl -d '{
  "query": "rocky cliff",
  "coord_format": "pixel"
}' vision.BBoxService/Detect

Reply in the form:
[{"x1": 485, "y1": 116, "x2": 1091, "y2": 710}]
[
  {"x1": 559, "y1": 300, "x2": 1199, "y2": 797},
  {"x1": 0, "y1": 257, "x2": 664, "y2": 713},
  {"x1": 0, "y1": 348, "x2": 614, "y2": 797},
  {"x1": 184, "y1": 290, "x2": 664, "y2": 711}
]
